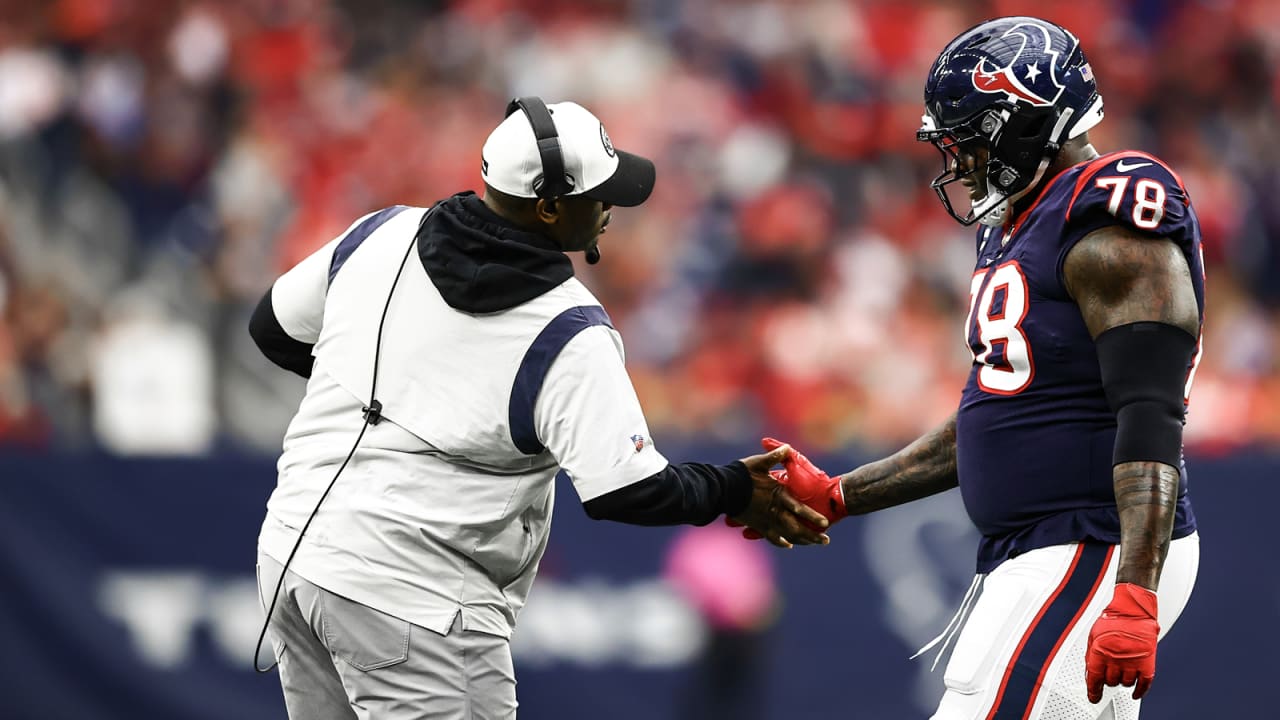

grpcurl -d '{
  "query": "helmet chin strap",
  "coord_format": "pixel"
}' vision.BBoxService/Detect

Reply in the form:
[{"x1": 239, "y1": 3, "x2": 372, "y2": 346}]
[
  {"x1": 974, "y1": 187, "x2": 1010, "y2": 227},
  {"x1": 973, "y1": 157, "x2": 1053, "y2": 228}
]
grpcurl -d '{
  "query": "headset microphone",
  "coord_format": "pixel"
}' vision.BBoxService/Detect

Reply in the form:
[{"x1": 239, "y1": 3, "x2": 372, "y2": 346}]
[{"x1": 585, "y1": 247, "x2": 601, "y2": 264}]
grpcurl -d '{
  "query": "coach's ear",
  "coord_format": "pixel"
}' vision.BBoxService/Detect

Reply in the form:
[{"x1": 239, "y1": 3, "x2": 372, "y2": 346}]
[{"x1": 534, "y1": 197, "x2": 560, "y2": 224}]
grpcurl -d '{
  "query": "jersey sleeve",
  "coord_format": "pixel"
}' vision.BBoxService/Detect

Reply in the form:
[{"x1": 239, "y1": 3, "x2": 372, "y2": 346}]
[
  {"x1": 534, "y1": 325, "x2": 669, "y2": 502},
  {"x1": 1058, "y1": 153, "x2": 1194, "y2": 281},
  {"x1": 270, "y1": 211, "x2": 377, "y2": 343}
]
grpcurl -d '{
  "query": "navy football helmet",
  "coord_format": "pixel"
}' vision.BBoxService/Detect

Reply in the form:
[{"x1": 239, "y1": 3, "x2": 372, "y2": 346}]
[{"x1": 918, "y1": 17, "x2": 1104, "y2": 226}]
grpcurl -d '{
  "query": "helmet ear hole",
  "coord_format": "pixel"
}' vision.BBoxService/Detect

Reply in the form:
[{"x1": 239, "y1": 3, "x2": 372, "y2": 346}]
[{"x1": 1018, "y1": 113, "x2": 1049, "y2": 139}]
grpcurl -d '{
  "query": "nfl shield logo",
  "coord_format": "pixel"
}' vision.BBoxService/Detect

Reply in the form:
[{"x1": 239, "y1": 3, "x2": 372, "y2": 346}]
[{"x1": 630, "y1": 434, "x2": 646, "y2": 452}]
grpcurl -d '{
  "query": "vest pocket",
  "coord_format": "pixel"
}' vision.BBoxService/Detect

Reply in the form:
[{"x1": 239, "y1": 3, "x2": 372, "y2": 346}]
[
  {"x1": 320, "y1": 589, "x2": 411, "y2": 671},
  {"x1": 472, "y1": 507, "x2": 538, "y2": 588},
  {"x1": 254, "y1": 562, "x2": 288, "y2": 662}
]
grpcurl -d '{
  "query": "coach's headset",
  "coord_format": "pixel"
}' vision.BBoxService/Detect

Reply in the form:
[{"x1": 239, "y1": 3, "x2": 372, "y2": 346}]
[
  {"x1": 507, "y1": 95, "x2": 602, "y2": 264},
  {"x1": 254, "y1": 95, "x2": 594, "y2": 673}
]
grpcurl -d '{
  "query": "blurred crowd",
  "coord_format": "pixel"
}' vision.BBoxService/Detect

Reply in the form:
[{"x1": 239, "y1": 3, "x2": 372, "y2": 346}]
[{"x1": 1, "y1": 0, "x2": 1278, "y2": 457}]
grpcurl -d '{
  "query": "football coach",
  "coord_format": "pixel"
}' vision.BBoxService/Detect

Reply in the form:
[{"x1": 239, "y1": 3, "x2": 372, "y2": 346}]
[{"x1": 247, "y1": 97, "x2": 830, "y2": 720}]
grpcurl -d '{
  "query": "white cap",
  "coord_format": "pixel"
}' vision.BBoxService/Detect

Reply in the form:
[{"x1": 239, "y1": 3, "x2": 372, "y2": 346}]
[{"x1": 481, "y1": 99, "x2": 656, "y2": 207}]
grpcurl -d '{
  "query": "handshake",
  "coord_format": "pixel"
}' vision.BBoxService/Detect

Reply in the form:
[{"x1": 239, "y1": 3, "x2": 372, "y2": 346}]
[{"x1": 727, "y1": 437, "x2": 847, "y2": 542}]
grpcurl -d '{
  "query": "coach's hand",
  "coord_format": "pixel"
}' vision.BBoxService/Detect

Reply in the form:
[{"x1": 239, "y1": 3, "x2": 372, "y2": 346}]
[
  {"x1": 725, "y1": 470, "x2": 784, "y2": 540},
  {"x1": 729, "y1": 443, "x2": 830, "y2": 548},
  {"x1": 1085, "y1": 583, "x2": 1160, "y2": 703}
]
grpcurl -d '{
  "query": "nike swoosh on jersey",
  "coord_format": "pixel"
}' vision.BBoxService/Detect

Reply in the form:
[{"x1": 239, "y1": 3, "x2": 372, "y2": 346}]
[{"x1": 1115, "y1": 160, "x2": 1153, "y2": 172}]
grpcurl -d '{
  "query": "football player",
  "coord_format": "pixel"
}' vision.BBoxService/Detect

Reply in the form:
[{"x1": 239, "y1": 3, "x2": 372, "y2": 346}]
[{"x1": 763, "y1": 16, "x2": 1202, "y2": 719}]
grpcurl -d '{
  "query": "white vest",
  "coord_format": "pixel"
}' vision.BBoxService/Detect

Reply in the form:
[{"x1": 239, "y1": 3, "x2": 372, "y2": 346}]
[
  {"x1": 259, "y1": 205, "x2": 667, "y2": 637},
  {"x1": 317, "y1": 206, "x2": 612, "y2": 467}
]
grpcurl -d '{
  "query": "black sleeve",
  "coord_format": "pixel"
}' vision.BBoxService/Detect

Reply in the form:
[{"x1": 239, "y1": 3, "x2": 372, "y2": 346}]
[
  {"x1": 248, "y1": 287, "x2": 315, "y2": 378},
  {"x1": 581, "y1": 461, "x2": 753, "y2": 526},
  {"x1": 1096, "y1": 321, "x2": 1196, "y2": 467}
]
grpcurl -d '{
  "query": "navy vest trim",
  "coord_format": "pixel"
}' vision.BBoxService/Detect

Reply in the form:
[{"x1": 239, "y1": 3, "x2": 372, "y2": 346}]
[
  {"x1": 328, "y1": 205, "x2": 409, "y2": 286},
  {"x1": 987, "y1": 543, "x2": 1112, "y2": 719},
  {"x1": 509, "y1": 306, "x2": 614, "y2": 455}
]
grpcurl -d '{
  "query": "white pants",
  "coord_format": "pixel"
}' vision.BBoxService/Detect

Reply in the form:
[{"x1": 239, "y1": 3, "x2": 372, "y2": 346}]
[
  {"x1": 257, "y1": 552, "x2": 518, "y2": 720},
  {"x1": 932, "y1": 534, "x2": 1199, "y2": 720}
]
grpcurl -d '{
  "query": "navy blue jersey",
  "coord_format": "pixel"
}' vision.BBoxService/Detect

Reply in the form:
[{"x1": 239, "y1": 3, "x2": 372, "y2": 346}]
[{"x1": 957, "y1": 151, "x2": 1202, "y2": 572}]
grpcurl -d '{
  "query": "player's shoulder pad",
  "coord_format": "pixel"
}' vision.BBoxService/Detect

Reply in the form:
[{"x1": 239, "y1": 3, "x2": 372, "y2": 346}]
[{"x1": 1063, "y1": 151, "x2": 1191, "y2": 236}]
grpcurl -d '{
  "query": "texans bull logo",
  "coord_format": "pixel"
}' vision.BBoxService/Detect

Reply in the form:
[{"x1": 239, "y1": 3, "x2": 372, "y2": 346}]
[{"x1": 971, "y1": 22, "x2": 1066, "y2": 107}]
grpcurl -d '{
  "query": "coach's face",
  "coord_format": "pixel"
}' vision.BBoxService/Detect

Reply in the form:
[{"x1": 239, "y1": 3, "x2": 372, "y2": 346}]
[{"x1": 539, "y1": 196, "x2": 612, "y2": 256}]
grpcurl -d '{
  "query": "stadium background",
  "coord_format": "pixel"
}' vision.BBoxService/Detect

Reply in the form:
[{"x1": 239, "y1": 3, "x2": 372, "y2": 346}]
[{"x1": 0, "y1": 0, "x2": 1276, "y2": 718}]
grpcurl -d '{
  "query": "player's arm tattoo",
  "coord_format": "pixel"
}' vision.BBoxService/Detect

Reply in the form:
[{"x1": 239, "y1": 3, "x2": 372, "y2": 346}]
[
  {"x1": 837, "y1": 413, "x2": 959, "y2": 515},
  {"x1": 1111, "y1": 462, "x2": 1181, "y2": 589},
  {"x1": 1062, "y1": 225, "x2": 1199, "y2": 339},
  {"x1": 1064, "y1": 224, "x2": 1199, "y2": 590}
]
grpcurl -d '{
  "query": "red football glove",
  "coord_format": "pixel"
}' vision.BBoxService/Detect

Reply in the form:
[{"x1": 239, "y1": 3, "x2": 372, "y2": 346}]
[
  {"x1": 1085, "y1": 583, "x2": 1160, "y2": 703},
  {"x1": 760, "y1": 437, "x2": 846, "y2": 524}
]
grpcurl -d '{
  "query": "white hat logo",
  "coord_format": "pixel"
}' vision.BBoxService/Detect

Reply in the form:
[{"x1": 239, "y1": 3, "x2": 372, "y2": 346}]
[{"x1": 600, "y1": 123, "x2": 615, "y2": 158}]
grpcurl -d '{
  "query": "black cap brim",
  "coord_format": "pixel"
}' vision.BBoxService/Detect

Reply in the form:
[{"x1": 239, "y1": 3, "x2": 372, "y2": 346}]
[{"x1": 582, "y1": 150, "x2": 655, "y2": 207}]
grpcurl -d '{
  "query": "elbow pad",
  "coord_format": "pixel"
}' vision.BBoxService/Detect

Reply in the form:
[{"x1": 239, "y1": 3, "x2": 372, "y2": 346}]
[{"x1": 1095, "y1": 321, "x2": 1197, "y2": 468}]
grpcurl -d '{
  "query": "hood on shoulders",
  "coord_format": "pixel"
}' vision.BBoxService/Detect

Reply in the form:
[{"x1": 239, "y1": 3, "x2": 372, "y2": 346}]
[{"x1": 417, "y1": 192, "x2": 574, "y2": 314}]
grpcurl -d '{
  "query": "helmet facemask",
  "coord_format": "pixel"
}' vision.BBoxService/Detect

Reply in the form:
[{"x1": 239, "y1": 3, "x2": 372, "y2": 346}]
[{"x1": 918, "y1": 101, "x2": 1072, "y2": 227}]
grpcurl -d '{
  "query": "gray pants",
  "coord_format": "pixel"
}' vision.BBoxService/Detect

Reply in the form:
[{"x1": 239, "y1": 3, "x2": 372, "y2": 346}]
[{"x1": 256, "y1": 552, "x2": 518, "y2": 720}]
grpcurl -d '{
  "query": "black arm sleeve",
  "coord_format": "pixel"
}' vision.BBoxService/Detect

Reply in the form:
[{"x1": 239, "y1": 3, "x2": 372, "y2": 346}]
[
  {"x1": 582, "y1": 461, "x2": 753, "y2": 526},
  {"x1": 248, "y1": 287, "x2": 315, "y2": 378},
  {"x1": 1095, "y1": 321, "x2": 1197, "y2": 467}
]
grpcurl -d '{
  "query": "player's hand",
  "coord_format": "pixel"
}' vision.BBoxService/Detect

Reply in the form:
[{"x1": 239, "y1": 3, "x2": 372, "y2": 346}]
[
  {"x1": 728, "y1": 443, "x2": 830, "y2": 548},
  {"x1": 1085, "y1": 583, "x2": 1160, "y2": 703},
  {"x1": 761, "y1": 437, "x2": 847, "y2": 524}
]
